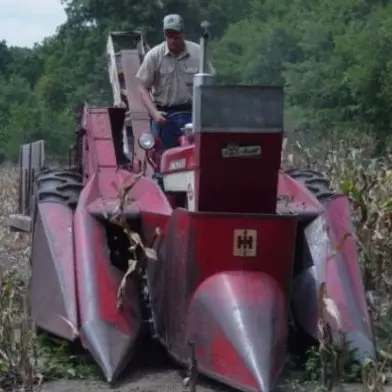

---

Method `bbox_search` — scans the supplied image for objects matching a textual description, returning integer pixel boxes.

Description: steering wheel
[146,110,192,170]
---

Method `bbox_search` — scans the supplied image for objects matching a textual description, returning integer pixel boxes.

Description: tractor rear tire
[36,168,83,208]
[285,168,336,203]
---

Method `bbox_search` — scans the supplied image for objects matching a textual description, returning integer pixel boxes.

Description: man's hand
[138,83,168,125]
[153,110,167,125]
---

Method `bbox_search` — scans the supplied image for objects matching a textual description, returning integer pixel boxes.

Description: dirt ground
[41,369,226,392]
[39,371,392,392]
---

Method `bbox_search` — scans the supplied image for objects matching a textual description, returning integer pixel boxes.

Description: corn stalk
[0,268,42,392]
[105,174,157,310]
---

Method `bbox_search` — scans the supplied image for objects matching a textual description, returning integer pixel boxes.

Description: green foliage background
[1,0,392,160]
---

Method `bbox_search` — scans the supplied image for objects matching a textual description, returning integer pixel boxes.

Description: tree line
[0,0,391,161]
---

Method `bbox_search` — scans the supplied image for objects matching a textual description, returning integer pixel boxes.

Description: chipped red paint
[277,172,324,215]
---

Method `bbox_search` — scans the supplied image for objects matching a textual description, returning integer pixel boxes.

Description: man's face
[165,30,185,55]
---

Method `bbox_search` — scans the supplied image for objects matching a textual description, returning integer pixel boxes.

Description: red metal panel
[83,107,118,181]
[324,196,374,350]
[95,140,117,167]
[84,108,97,179]
[187,271,287,391]
[191,212,297,289]
[94,167,172,212]
[89,108,114,139]
[74,172,142,382]
[145,208,298,391]
[194,131,283,213]
[291,194,375,365]
[160,145,196,173]
[277,172,324,215]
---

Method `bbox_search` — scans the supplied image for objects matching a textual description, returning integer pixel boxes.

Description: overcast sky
[0,0,67,47]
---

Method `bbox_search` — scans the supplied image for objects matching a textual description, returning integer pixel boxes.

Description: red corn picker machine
[9,22,376,392]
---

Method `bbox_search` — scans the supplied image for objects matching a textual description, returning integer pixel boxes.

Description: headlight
[182,123,193,134]
[138,132,155,150]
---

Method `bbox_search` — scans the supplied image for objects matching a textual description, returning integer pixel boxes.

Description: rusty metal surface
[8,213,32,232]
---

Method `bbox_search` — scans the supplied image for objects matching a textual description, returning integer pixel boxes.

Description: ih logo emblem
[233,229,257,257]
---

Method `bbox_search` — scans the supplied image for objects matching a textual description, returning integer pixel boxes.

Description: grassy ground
[1,130,392,391]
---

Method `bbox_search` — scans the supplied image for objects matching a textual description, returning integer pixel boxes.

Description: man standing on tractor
[136,14,215,151]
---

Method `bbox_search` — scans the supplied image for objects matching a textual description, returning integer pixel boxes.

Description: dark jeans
[150,108,192,151]
[150,106,192,189]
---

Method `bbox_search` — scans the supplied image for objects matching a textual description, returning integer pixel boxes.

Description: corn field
[0,129,392,391]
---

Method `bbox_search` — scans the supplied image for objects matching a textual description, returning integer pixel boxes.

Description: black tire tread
[285,168,336,202]
[36,168,83,208]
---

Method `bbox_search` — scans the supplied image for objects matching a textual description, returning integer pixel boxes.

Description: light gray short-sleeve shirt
[136,40,215,107]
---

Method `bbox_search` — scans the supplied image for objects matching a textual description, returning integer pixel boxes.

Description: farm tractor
[8,22,375,392]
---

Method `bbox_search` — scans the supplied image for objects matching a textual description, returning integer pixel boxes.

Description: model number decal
[169,158,186,171]
[222,144,262,158]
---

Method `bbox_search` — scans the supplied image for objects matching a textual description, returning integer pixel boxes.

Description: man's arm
[136,50,162,121]
[138,84,158,119]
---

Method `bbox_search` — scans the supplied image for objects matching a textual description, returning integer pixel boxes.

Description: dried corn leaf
[145,247,158,260]
[116,259,138,310]
[323,297,342,330]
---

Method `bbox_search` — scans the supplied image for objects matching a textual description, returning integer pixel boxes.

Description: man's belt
[156,104,192,112]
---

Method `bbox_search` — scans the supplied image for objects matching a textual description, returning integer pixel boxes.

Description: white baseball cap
[163,14,184,32]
